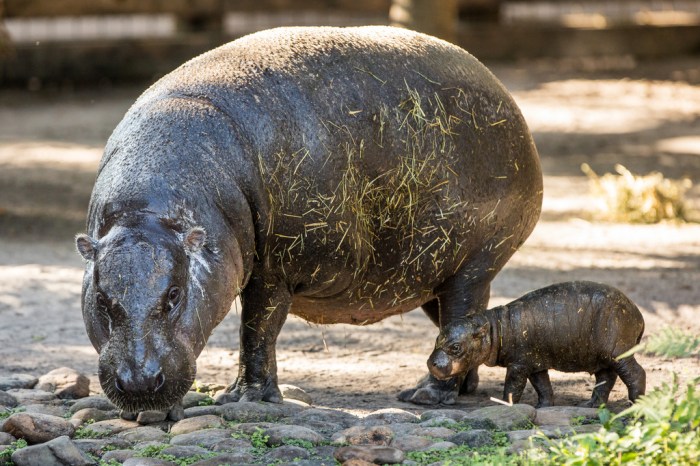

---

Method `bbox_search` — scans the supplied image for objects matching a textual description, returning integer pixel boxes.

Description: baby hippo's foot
[398,374,460,405]
[221,376,283,404]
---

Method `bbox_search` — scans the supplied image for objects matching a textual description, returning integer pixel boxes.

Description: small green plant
[197,396,215,406]
[645,327,700,358]
[0,407,25,420]
[0,439,28,465]
[250,427,270,455]
[135,443,213,466]
[406,431,514,465]
[282,438,315,450]
[526,375,700,465]
[98,459,121,466]
[73,426,111,439]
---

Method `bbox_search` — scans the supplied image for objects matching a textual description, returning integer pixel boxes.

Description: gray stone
[169,428,234,448]
[290,408,359,428]
[73,437,131,456]
[101,449,138,463]
[0,391,18,408]
[170,414,225,435]
[136,411,167,424]
[83,418,140,436]
[23,404,68,418]
[390,435,434,451]
[263,424,324,446]
[405,426,454,439]
[331,425,394,446]
[263,444,311,462]
[535,406,600,427]
[160,445,211,459]
[362,408,420,425]
[11,435,94,466]
[68,396,116,414]
[0,375,37,391]
[422,441,456,451]
[0,431,16,446]
[449,429,494,448]
[279,384,313,405]
[6,389,56,405]
[35,368,90,400]
[420,409,468,422]
[71,408,115,425]
[464,403,536,431]
[182,391,212,409]
[2,412,75,444]
[123,458,177,466]
[373,422,418,436]
[219,401,287,422]
[209,438,252,452]
[419,416,458,428]
[116,426,169,443]
[183,405,222,418]
[189,452,256,465]
[292,419,342,437]
[229,422,275,436]
[334,445,405,464]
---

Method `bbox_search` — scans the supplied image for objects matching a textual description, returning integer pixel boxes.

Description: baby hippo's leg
[614,356,646,403]
[582,368,617,408]
[503,364,529,404]
[528,371,554,408]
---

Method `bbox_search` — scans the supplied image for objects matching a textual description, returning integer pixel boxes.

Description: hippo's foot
[458,368,479,395]
[398,374,461,405]
[223,376,283,404]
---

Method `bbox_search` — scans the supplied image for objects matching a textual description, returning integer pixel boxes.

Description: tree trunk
[389,0,459,43]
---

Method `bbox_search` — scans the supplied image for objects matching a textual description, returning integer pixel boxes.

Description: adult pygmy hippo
[429,281,646,407]
[75,26,542,417]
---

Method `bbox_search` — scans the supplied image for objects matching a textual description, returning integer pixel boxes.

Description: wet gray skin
[429,281,647,408]
[76,26,543,418]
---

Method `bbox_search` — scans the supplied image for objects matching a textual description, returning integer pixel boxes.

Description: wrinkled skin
[76,26,542,415]
[429,281,647,407]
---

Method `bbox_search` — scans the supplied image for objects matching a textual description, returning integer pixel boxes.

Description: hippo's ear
[183,226,206,253]
[76,234,98,261]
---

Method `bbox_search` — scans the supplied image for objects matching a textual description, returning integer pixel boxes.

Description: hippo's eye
[166,286,182,310]
[96,292,108,309]
[449,343,462,354]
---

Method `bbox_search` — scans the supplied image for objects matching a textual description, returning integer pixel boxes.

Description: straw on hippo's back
[430,281,646,407]
[75,26,543,417]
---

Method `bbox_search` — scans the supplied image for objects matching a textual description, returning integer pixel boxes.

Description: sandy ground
[1,56,699,415]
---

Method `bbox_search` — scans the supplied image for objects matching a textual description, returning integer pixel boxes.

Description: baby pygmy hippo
[429,281,646,407]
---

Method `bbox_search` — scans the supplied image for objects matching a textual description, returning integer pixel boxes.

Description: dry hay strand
[582,163,694,223]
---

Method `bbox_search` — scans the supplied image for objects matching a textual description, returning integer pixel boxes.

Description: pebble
[279,384,313,405]
[0,375,38,391]
[0,368,609,464]
[35,367,90,400]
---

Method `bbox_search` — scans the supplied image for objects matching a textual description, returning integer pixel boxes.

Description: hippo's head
[428,316,491,380]
[75,217,215,412]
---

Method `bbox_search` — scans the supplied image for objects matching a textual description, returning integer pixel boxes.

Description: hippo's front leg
[225,274,290,403]
[503,363,529,404]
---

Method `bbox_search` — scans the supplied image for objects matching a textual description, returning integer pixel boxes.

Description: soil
[1,56,699,416]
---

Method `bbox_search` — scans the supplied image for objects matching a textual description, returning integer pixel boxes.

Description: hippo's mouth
[99,367,195,413]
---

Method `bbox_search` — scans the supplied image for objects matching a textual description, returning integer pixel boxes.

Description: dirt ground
[1,56,699,415]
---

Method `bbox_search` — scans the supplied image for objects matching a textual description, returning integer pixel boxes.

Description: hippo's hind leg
[529,370,554,408]
[613,356,646,403]
[399,280,490,405]
[225,274,291,403]
[582,368,617,408]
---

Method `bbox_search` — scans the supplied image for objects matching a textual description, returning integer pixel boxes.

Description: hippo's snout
[114,365,166,396]
[428,349,456,381]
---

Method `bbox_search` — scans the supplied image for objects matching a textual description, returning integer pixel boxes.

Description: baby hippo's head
[428,316,491,380]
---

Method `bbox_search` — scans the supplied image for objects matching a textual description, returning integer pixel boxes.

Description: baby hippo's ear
[473,322,489,339]
[76,234,98,261]
[183,226,206,253]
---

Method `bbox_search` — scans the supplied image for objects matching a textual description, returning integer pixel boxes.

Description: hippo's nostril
[115,377,125,394]
[154,372,165,392]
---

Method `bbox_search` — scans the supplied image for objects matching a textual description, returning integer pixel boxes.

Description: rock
[169,428,234,448]
[0,375,37,391]
[290,408,359,428]
[449,429,494,448]
[123,458,177,466]
[334,445,405,464]
[403,426,454,439]
[0,431,16,446]
[424,441,457,451]
[101,449,138,463]
[535,406,600,426]
[331,425,394,446]
[73,437,131,456]
[263,425,324,446]
[23,404,68,418]
[10,436,94,466]
[362,408,420,425]
[209,438,252,452]
[3,412,75,444]
[229,422,275,436]
[160,445,211,459]
[390,435,434,451]
[419,416,458,428]
[116,426,169,443]
[83,418,140,436]
[384,423,421,436]
[68,396,116,414]
[293,419,342,437]
[219,401,286,422]
[181,391,212,409]
[6,389,56,405]
[464,403,536,431]
[279,384,313,405]
[183,405,223,418]
[170,415,225,435]
[0,391,18,408]
[136,411,167,424]
[189,452,256,465]
[263,444,311,462]
[341,459,376,466]
[71,408,115,425]
[35,368,90,400]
